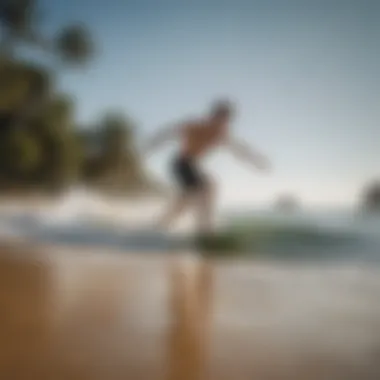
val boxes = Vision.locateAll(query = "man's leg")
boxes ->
[156,192,194,230]
[194,178,216,235]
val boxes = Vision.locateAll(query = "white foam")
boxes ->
[0,186,199,242]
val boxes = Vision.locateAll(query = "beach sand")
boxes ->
[0,242,380,380]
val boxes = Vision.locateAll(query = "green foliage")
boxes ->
[55,25,94,65]
[0,0,40,35]
[0,60,51,112]
[0,0,94,64]
[194,216,361,259]
[0,2,159,196]
[80,112,157,195]
[1,129,41,177]
[195,232,249,258]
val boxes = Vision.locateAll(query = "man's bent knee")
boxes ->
[201,176,215,192]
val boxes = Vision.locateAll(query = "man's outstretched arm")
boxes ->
[224,137,271,172]
[143,123,184,154]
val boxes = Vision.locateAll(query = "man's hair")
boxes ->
[210,99,234,118]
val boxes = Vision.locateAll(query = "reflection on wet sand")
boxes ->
[0,245,52,379]
[167,257,213,380]
[0,243,380,380]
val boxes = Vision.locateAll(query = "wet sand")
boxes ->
[0,242,380,380]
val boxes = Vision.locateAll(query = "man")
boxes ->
[144,100,271,234]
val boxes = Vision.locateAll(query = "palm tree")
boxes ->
[55,25,94,65]
[98,113,135,191]
[0,0,94,64]
[0,60,50,130]
[0,0,94,128]
[0,0,41,57]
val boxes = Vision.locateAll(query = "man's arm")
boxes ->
[224,137,271,172]
[143,122,184,154]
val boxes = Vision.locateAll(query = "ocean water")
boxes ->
[223,208,380,262]
[0,188,378,263]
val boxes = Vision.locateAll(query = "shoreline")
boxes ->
[1,237,379,269]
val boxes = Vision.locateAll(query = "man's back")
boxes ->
[180,120,227,158]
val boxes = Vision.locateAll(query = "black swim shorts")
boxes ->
[172,155,205,192]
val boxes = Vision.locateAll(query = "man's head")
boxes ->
[209,99,234,125]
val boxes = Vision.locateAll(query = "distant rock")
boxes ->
[361,180,380,214]
[274,194,300,213]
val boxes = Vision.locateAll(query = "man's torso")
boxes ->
[180,120,226,158]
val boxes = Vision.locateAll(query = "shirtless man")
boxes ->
[145,100,271,234]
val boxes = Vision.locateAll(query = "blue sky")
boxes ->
[39,0,379,207]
